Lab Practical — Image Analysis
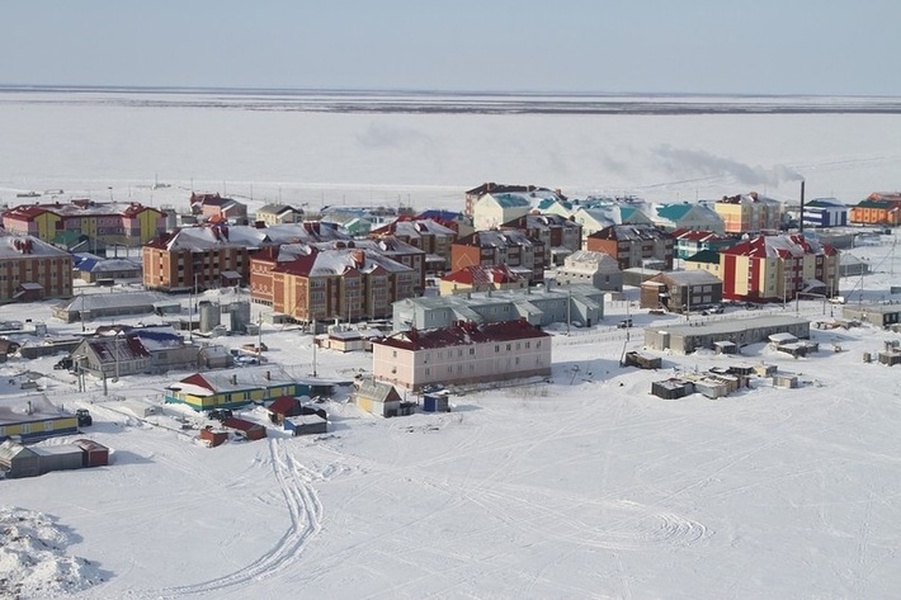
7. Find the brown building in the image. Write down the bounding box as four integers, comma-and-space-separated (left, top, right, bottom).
0, 232, 73, 303
369, 218, 457, 273
450, 229, 545, 284
640, 270, 723, 313
501, 213, 582, 266
143, 222, 348, 293
263, 247, 417, 322
190, 193, 248, 224
585, 224, 674, 271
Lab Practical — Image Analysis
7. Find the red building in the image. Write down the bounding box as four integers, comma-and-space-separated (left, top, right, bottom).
450, 229, 545, 284
0, 232, 73, 303
585, 224, 673, 270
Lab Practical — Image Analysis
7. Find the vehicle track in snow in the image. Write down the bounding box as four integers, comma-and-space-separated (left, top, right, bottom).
159, 438, 322, 597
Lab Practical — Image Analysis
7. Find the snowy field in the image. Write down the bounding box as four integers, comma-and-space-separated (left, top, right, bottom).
1, 90, 901, 598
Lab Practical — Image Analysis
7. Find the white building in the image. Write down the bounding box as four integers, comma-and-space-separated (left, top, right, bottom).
555, 250, 623, 291
472, 192, 532, 231
372, 320, 552, 390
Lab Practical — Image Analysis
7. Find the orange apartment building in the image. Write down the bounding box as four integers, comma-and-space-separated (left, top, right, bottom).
849, 193, 901, 227
450, 229, 545, 284
143, 222, 349, 292
585, 224, 674, 271
0, 232, 73, 302
261, 248, 417, 322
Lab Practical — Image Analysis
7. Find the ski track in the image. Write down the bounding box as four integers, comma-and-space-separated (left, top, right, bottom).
159, 438, 322, 597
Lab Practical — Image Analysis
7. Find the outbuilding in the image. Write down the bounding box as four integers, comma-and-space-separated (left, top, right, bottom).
32, 445, 85, 473
0, 440, 41, 478
284, 411, 329, 436
221, 417, 267, 441
199, 427, 229, 448
422, 391, 451, 413
354, 379, 413, 418
74, 439, 109, 467
651, 378, 694, 400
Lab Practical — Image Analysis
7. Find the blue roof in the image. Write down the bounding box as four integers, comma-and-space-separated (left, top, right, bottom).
418, 209, 461, 221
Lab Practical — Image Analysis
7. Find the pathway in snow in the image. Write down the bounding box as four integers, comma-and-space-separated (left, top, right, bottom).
158, 438, 322, 597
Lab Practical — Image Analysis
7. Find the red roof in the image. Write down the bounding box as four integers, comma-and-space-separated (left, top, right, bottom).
374, 319, 549, 351
441, 264, 525, 285
722, 233, 837, 259
671, 228, 727, 242
222, 417, 264, 432
268, 396, 301, 415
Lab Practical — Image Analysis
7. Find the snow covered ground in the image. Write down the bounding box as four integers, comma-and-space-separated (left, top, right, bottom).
1, 90, 901, 598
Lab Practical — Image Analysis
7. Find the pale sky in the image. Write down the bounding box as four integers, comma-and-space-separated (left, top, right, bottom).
1, 0, 899, 95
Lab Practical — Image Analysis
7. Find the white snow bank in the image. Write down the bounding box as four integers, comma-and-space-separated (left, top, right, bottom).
0, 507, 105, 599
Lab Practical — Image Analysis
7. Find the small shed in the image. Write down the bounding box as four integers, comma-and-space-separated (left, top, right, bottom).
74, 439, 109, 467
267, 396, 305, 425
623, 351, 662, 370
423, 392, 451, 413
32, 445, 86, 473
877, 351, 901, 366
651, 378, 694, 400
284, 411, 328, 436
355, 379, 405, 417
713, 341, 738, 355
773, 374, 799, 388
754, 363, 777, 377
0, 440, 41, 478
221, 417, 267, 441
199, 427, 229, 448
327, 330, 366, 353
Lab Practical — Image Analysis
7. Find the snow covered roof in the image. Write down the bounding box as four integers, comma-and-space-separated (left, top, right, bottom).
723, 233, 837, 259
170, 365, 300, 396
654, 269, 722, 286
57, 291, 170, 312
459, 229, 541, 248
562, 250, 621, 273
441, 264, 527, 286
0, 232, 71, 259
374, 319, 549, 351
274, 247, 414, 278
150, 222, 349, 252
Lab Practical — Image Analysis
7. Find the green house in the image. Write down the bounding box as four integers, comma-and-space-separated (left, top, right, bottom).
165, 366, 333, 411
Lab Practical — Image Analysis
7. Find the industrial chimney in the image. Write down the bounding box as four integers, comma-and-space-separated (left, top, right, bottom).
799, 180, 805, 233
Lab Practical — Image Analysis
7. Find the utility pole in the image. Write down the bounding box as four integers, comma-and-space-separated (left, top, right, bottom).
311, 318, 318, 377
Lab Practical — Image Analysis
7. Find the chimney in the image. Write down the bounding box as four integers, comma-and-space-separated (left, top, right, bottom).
799, 180, 805, 233
231, 374, 237, 385
265, 370, 271, 380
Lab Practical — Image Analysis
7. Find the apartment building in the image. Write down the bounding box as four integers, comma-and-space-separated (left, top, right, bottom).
2, 199, 165, 248
585, 224, 674, 271
713, 192, 783, 234
451, 229, 545, 284
0, 232, 73, 302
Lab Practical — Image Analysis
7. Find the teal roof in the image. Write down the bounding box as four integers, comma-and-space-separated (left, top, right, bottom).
620, 206, 638, 220
656, 204, 694, 221
536, 198, 573, 211
492, 193, 531, 208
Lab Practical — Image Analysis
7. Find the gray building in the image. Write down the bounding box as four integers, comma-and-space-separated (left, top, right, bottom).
392, 285, 606, 332
53, 290, 178, 323
643, 315, 811, 355
555, 250, 622, 292
842, 303, 901, 328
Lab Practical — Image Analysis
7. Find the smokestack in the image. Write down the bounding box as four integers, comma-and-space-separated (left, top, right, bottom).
799, 180, 805, 233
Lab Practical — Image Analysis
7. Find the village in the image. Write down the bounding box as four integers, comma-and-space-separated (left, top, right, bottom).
1, 183, 900, 482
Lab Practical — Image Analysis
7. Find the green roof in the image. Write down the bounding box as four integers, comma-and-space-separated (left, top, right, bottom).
684, 249, 721, 264
492, 193, 531, 208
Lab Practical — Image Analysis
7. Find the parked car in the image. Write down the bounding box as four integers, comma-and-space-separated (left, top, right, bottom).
617, 318, 633, 329
54, 357, 73, 370
75, 408, 92, 427
208, 408, 233, 421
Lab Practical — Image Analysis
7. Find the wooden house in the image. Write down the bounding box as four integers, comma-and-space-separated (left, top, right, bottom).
354, 379, 412, 418
284, 410, 328, 436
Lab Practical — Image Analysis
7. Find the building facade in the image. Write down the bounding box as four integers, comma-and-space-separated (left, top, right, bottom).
260, 248, 418, 322
585, 224, 674, 271
849, 193, 901, 227
802, 199, 848, 228
713, 192, 783, 234
2, 200, 165, 248
502, 214, 582, 266
713, 233, 840, 303
372, 320, 552, 390
640, 270, 723, 313
451, 230, 545, 284
554, 250, 623, 292
0, 232, 73, 303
